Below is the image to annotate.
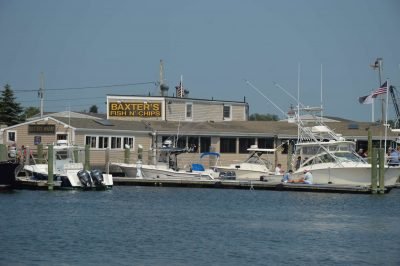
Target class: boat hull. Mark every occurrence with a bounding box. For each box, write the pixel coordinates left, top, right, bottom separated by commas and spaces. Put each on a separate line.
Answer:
292, 164, 400, 186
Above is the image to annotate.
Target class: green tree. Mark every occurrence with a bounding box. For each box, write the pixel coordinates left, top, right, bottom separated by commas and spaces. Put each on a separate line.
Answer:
249, 113, 279, 121
23, 106, 40, 119
89, 105, 98, 113
0, 84, 24, 126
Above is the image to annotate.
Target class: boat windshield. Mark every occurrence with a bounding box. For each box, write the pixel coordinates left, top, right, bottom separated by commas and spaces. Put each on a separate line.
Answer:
245, 152, 273, 168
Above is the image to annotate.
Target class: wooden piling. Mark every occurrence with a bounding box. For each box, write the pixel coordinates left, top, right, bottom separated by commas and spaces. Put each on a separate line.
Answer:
371, 148, 377, 194
84, 145, 90, 171
47, 145, 54, 191
73, 147, 79, 163
378, 148, 385, 194
37, 144, 44, 164
138, 145, 143, 161
124, 147, 130, 164
105, 148, 110, 177
367, 128, 372, 164
0, 144, 7, 161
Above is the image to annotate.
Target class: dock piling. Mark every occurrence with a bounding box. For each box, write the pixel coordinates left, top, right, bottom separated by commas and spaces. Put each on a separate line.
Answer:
47, 145, 54, 191
371, 148, 377, 194
378, 148, 385, 194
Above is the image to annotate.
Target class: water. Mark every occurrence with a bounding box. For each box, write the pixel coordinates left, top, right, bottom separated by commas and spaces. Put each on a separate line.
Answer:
1, 187, 400, 266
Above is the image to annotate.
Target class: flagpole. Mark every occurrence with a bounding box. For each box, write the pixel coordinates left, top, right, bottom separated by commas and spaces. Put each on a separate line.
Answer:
372, 98, 374, 122
384, 79, 389, 155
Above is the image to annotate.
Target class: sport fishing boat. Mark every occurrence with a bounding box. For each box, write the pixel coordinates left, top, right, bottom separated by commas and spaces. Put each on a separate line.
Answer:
278, 106, 399, 187
20, 140, 113, 189
214, 146, 276, 180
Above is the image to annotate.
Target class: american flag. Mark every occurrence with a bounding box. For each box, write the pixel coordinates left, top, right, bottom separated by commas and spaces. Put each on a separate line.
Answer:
372, 81, 388, 96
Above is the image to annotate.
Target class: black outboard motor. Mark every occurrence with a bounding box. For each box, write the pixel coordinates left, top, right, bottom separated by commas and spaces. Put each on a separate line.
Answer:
77, 170, 92, 187
90, 169, 105, 187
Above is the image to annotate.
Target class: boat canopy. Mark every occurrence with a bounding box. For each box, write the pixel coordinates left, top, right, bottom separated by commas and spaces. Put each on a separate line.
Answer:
200, 152, 220, 158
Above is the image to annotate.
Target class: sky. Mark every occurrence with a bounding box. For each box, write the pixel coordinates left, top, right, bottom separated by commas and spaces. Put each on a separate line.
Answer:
0, 0, 399, 122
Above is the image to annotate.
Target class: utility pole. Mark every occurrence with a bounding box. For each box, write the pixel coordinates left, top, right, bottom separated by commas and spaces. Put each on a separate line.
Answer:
38, 72, 45, 118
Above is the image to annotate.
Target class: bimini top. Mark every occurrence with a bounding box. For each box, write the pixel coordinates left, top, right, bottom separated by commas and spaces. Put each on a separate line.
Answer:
200, 152, 220, 158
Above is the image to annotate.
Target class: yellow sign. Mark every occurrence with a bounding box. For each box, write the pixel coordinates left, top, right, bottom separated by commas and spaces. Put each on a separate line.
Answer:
109, 102, 162, 117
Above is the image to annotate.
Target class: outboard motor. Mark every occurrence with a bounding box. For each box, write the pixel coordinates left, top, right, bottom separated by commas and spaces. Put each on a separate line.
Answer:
77, 170, 92, 187
90, 169, 105, 187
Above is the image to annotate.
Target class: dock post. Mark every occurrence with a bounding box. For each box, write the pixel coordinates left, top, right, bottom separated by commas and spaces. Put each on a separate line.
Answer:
84, 145, 90, 171
105, 147, 110, 177
37, 144, 44, 164
0, 144, 7, 161
371, 148, 377, 194
138, 144, 143, 161
73, 146, 79, 163
378, 148, 385, 194
47, 145, 54, 191
367, 128, 372, 164
124, 146, 130, 164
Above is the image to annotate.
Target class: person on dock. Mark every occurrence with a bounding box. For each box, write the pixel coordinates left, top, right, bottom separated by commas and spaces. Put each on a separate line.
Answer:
290, 169, 313, 184
387, 147, 399, 166
281, 169, 293, 183
275, 163, 284, 175
295, 156, 302, 170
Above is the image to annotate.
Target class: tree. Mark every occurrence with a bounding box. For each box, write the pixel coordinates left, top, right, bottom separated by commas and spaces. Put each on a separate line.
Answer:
0, 84, 24, 126
89, 105, 98, 113
23, 106, 40, 119
249, 113, 279, 121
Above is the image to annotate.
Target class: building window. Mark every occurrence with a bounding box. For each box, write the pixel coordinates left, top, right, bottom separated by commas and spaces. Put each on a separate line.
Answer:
188, 137, 199, 152
200, 137, 211, 153
258, 138, 274, 149
186, 103, 193, 120
99, 136, 109, 149
56, 133, 68, 141
86, 136, 97, 148
220, 137, 236, 153
111, 137, 122, 149
85, 135, 134, 150
239, 138, 256, 153
7, 131, 16, 142
123, 137, 133, 149
223, 105, 231, 120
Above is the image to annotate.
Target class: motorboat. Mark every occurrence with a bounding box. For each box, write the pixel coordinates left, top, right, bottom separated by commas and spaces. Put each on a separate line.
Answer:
0, 160, 22, 189
20, 140, 113, 189
112, 140, 228, 180
214, 146, 276, 180
272, 107, 400, 187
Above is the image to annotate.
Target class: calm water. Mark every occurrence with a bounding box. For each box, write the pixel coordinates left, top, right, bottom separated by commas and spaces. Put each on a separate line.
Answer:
1, 186, 399, 266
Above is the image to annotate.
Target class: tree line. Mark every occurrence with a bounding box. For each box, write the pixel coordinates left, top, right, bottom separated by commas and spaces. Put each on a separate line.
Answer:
0, 84, 99, 126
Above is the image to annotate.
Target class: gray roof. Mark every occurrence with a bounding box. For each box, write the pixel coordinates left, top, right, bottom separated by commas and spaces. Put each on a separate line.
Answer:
49, 116, 396, 140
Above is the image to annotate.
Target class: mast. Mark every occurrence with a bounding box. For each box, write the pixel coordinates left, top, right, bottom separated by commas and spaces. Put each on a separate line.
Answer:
320, 64, 323, 121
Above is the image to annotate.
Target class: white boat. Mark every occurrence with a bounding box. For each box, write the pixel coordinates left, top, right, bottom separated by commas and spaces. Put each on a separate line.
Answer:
215, 146, 276, 180
21, 140, 113, 189
275, 107, 400, 187
112, 140, 233, 180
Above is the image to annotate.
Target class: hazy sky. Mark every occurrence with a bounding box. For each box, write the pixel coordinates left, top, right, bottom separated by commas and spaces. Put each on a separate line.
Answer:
1, 0, 399, 121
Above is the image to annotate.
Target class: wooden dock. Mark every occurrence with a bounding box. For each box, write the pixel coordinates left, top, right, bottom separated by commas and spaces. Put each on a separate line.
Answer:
113, 177, 393, 194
